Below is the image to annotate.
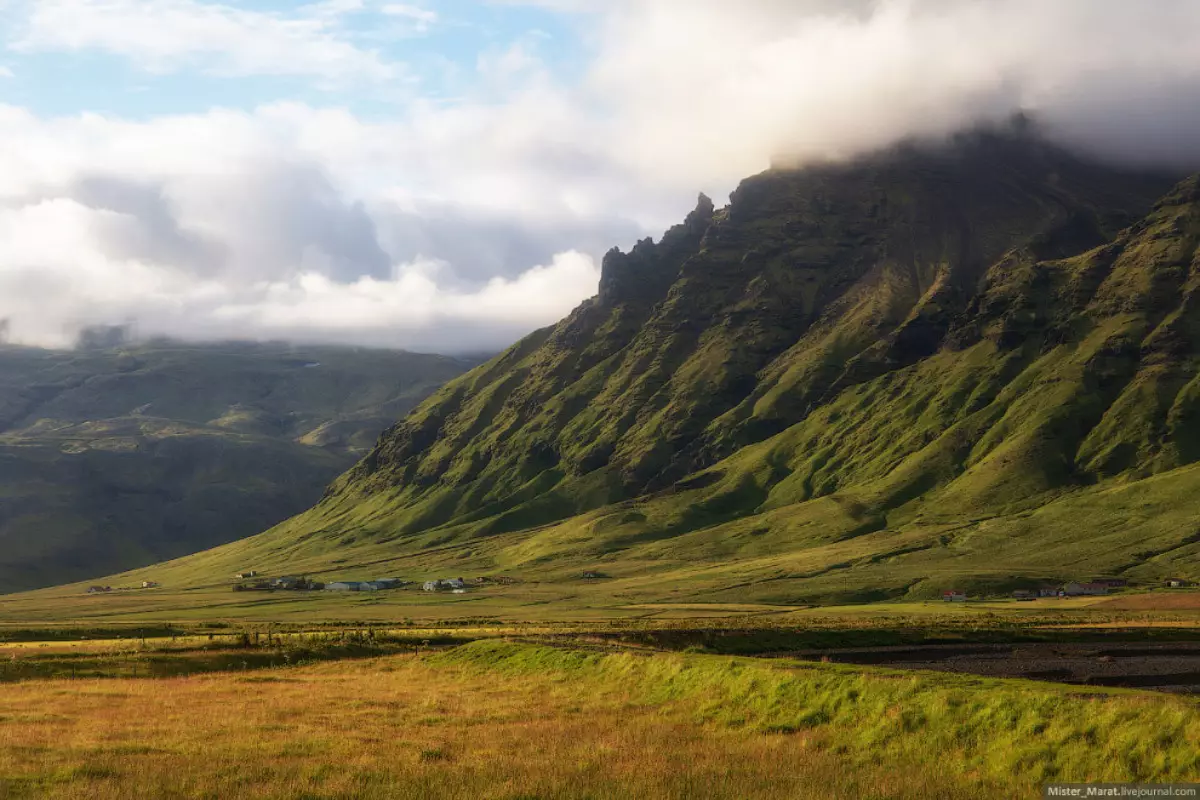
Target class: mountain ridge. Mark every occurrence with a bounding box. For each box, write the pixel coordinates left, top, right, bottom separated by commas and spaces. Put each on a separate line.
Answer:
19, 133, 1200, 605
342, 132, 1178, 517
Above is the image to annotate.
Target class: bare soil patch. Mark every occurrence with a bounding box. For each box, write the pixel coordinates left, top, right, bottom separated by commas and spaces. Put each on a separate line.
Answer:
1097, 591, 1200, 611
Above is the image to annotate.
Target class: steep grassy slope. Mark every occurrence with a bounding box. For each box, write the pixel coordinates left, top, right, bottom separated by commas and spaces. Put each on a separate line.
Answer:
330, 132, 1174, 533
0, 342, 475, 592
28, 133, 1200, 606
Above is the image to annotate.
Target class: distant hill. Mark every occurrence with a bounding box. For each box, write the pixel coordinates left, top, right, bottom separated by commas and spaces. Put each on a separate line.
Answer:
0, 341, 476, 592
40, 130, 1200, 605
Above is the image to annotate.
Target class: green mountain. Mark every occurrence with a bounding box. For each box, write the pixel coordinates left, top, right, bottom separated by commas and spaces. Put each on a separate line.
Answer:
57, 131, 1200, 604
0, 341, 475, 592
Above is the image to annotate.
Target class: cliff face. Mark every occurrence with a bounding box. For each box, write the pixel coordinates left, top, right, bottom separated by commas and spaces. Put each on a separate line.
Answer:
337, 132, 1176, 534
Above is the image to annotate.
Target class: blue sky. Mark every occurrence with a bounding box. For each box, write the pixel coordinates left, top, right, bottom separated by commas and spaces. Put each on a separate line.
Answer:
1, 1, 590, 119
0, 0, 1198, 353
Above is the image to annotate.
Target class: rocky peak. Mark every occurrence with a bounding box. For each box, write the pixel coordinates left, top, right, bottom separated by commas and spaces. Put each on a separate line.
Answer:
598, 194, 716, 306
685, 192, 716, 233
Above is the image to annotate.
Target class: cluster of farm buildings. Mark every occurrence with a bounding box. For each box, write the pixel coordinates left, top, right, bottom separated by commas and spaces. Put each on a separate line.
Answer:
231, 572, 508, 594
86, 580, 159, 594
232, 575, 410, 592
942, 577, 1193, 602
84, 571, 1193, 599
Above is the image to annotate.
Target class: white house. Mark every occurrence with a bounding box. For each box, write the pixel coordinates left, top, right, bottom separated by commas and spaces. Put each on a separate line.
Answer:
326, 581, 363, 592
942, 590, 967, 602
424, 578, 467, 591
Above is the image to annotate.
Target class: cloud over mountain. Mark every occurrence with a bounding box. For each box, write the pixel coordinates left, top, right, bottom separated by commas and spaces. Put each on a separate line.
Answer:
1, 0, 1198, 352
582, 0, 1200, 181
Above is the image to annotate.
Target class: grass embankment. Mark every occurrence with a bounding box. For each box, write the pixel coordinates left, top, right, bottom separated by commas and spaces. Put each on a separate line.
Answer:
1, 640, 1197, 799
443, 641, 1200, 788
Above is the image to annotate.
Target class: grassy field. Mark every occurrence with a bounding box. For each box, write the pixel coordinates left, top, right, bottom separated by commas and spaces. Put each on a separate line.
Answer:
0, 638, 1196, 799
2, 554, 1198, 626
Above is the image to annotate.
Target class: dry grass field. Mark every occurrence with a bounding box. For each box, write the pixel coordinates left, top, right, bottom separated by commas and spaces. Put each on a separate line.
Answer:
0, 639, 1197, 799
0, 652, 977, 800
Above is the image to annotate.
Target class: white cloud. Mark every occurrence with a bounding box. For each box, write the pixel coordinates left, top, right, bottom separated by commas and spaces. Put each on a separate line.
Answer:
206, 251, 599, 351
0, 102, 643, 351
576, 0, 1200, 184
8, 0, 401, 82
0, 66, 13, 78
0, 190, 599, 349
381, 4, 437, 27
2, 0, 1200, 354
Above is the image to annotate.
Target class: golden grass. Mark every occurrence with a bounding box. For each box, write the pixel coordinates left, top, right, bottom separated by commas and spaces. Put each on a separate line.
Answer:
3, 634, 1199, 799
0, 652, 1014, 800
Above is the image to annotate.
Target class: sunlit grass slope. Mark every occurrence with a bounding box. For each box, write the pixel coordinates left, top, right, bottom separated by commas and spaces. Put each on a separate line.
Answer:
19, 452, 1195, 620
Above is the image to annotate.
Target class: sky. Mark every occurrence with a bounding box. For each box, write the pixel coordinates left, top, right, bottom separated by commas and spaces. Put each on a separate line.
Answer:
1, 0, 1200, 353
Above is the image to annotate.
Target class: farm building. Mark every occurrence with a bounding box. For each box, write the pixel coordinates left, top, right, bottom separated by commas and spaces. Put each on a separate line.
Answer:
942, 591, 966, 602
1012, 590, 1036, 601
1167, 579, 1192, 588
141, 581, 160, 589
1094, 579, 1127, 588
325, 579, 405, 591
424, 578, 468, 592
1062, 582, 1109, 596
235, 571, 258, 579
372, 578, 404, 589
